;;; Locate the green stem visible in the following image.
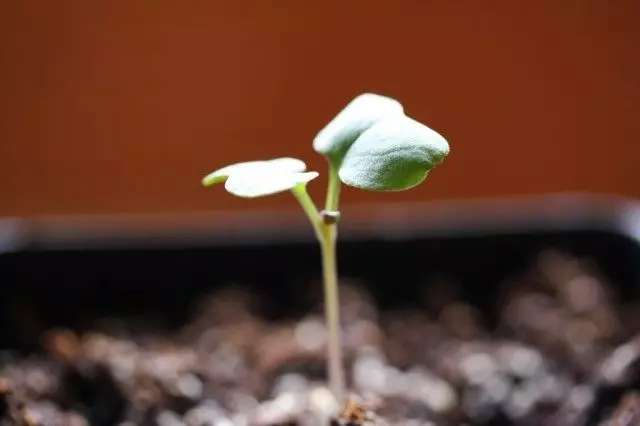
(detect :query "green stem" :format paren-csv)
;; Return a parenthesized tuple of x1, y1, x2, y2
(322, 162, 345, 401)
(319, 222, 344, 402)
(292, 184, 323, 239)
(291, 175, 345, 403)
(325, 161, 341, 212)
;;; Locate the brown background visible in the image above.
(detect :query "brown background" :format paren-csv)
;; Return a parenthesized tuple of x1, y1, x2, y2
(1, 1, 638, 217)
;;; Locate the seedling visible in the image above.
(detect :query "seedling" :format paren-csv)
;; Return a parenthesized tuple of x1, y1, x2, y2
(201, 93, 449, 402)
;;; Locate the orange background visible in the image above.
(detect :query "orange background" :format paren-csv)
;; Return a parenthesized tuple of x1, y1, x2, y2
(1, 1, 639, 217)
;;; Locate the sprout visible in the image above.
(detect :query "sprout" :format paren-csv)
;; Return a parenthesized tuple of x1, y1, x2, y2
(201, 93, 450, 404)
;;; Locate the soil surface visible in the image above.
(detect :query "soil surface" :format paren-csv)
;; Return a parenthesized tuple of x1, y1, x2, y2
(1, 250, 640, 426)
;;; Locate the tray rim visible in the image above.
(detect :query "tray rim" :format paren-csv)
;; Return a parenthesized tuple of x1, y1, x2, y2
(1, 191, 640, 252)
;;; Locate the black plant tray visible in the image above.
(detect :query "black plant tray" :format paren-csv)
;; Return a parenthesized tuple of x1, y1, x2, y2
(1, 193, 639, 350)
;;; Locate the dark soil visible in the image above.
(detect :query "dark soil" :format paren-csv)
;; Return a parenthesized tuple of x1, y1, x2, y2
(1, 250, 640, 426)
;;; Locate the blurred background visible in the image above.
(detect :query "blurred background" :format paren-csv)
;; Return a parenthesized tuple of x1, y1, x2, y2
(1, 1, 638, 218)
(2, 3, 640, 425)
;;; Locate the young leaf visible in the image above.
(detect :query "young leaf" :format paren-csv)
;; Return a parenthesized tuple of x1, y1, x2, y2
(338, 115, 449, 191)
(313, 93, 404, 163)
(202, 157, 306, 187)
(225, 171, 319, 198)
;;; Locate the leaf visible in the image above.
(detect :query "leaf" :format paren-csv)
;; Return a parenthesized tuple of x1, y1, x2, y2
(202, 157, 306, 186)
(202, 157, 317, 198)
(313, 93, 404, 163)
(338, 115, 449, 191)
(225, 171, 319, 198)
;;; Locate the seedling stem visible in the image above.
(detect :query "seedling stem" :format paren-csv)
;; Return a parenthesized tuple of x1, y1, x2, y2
(200, 93, 450, 406)
(293, 170, 345, 401)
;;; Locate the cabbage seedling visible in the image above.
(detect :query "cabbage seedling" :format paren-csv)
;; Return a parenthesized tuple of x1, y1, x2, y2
(201, 93, 450, 402)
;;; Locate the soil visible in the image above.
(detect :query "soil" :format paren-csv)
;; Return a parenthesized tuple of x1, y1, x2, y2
(1, 249, 640, 426)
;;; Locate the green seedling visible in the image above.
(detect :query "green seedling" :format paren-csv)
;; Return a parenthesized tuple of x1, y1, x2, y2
(202, 93, 449, 402)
